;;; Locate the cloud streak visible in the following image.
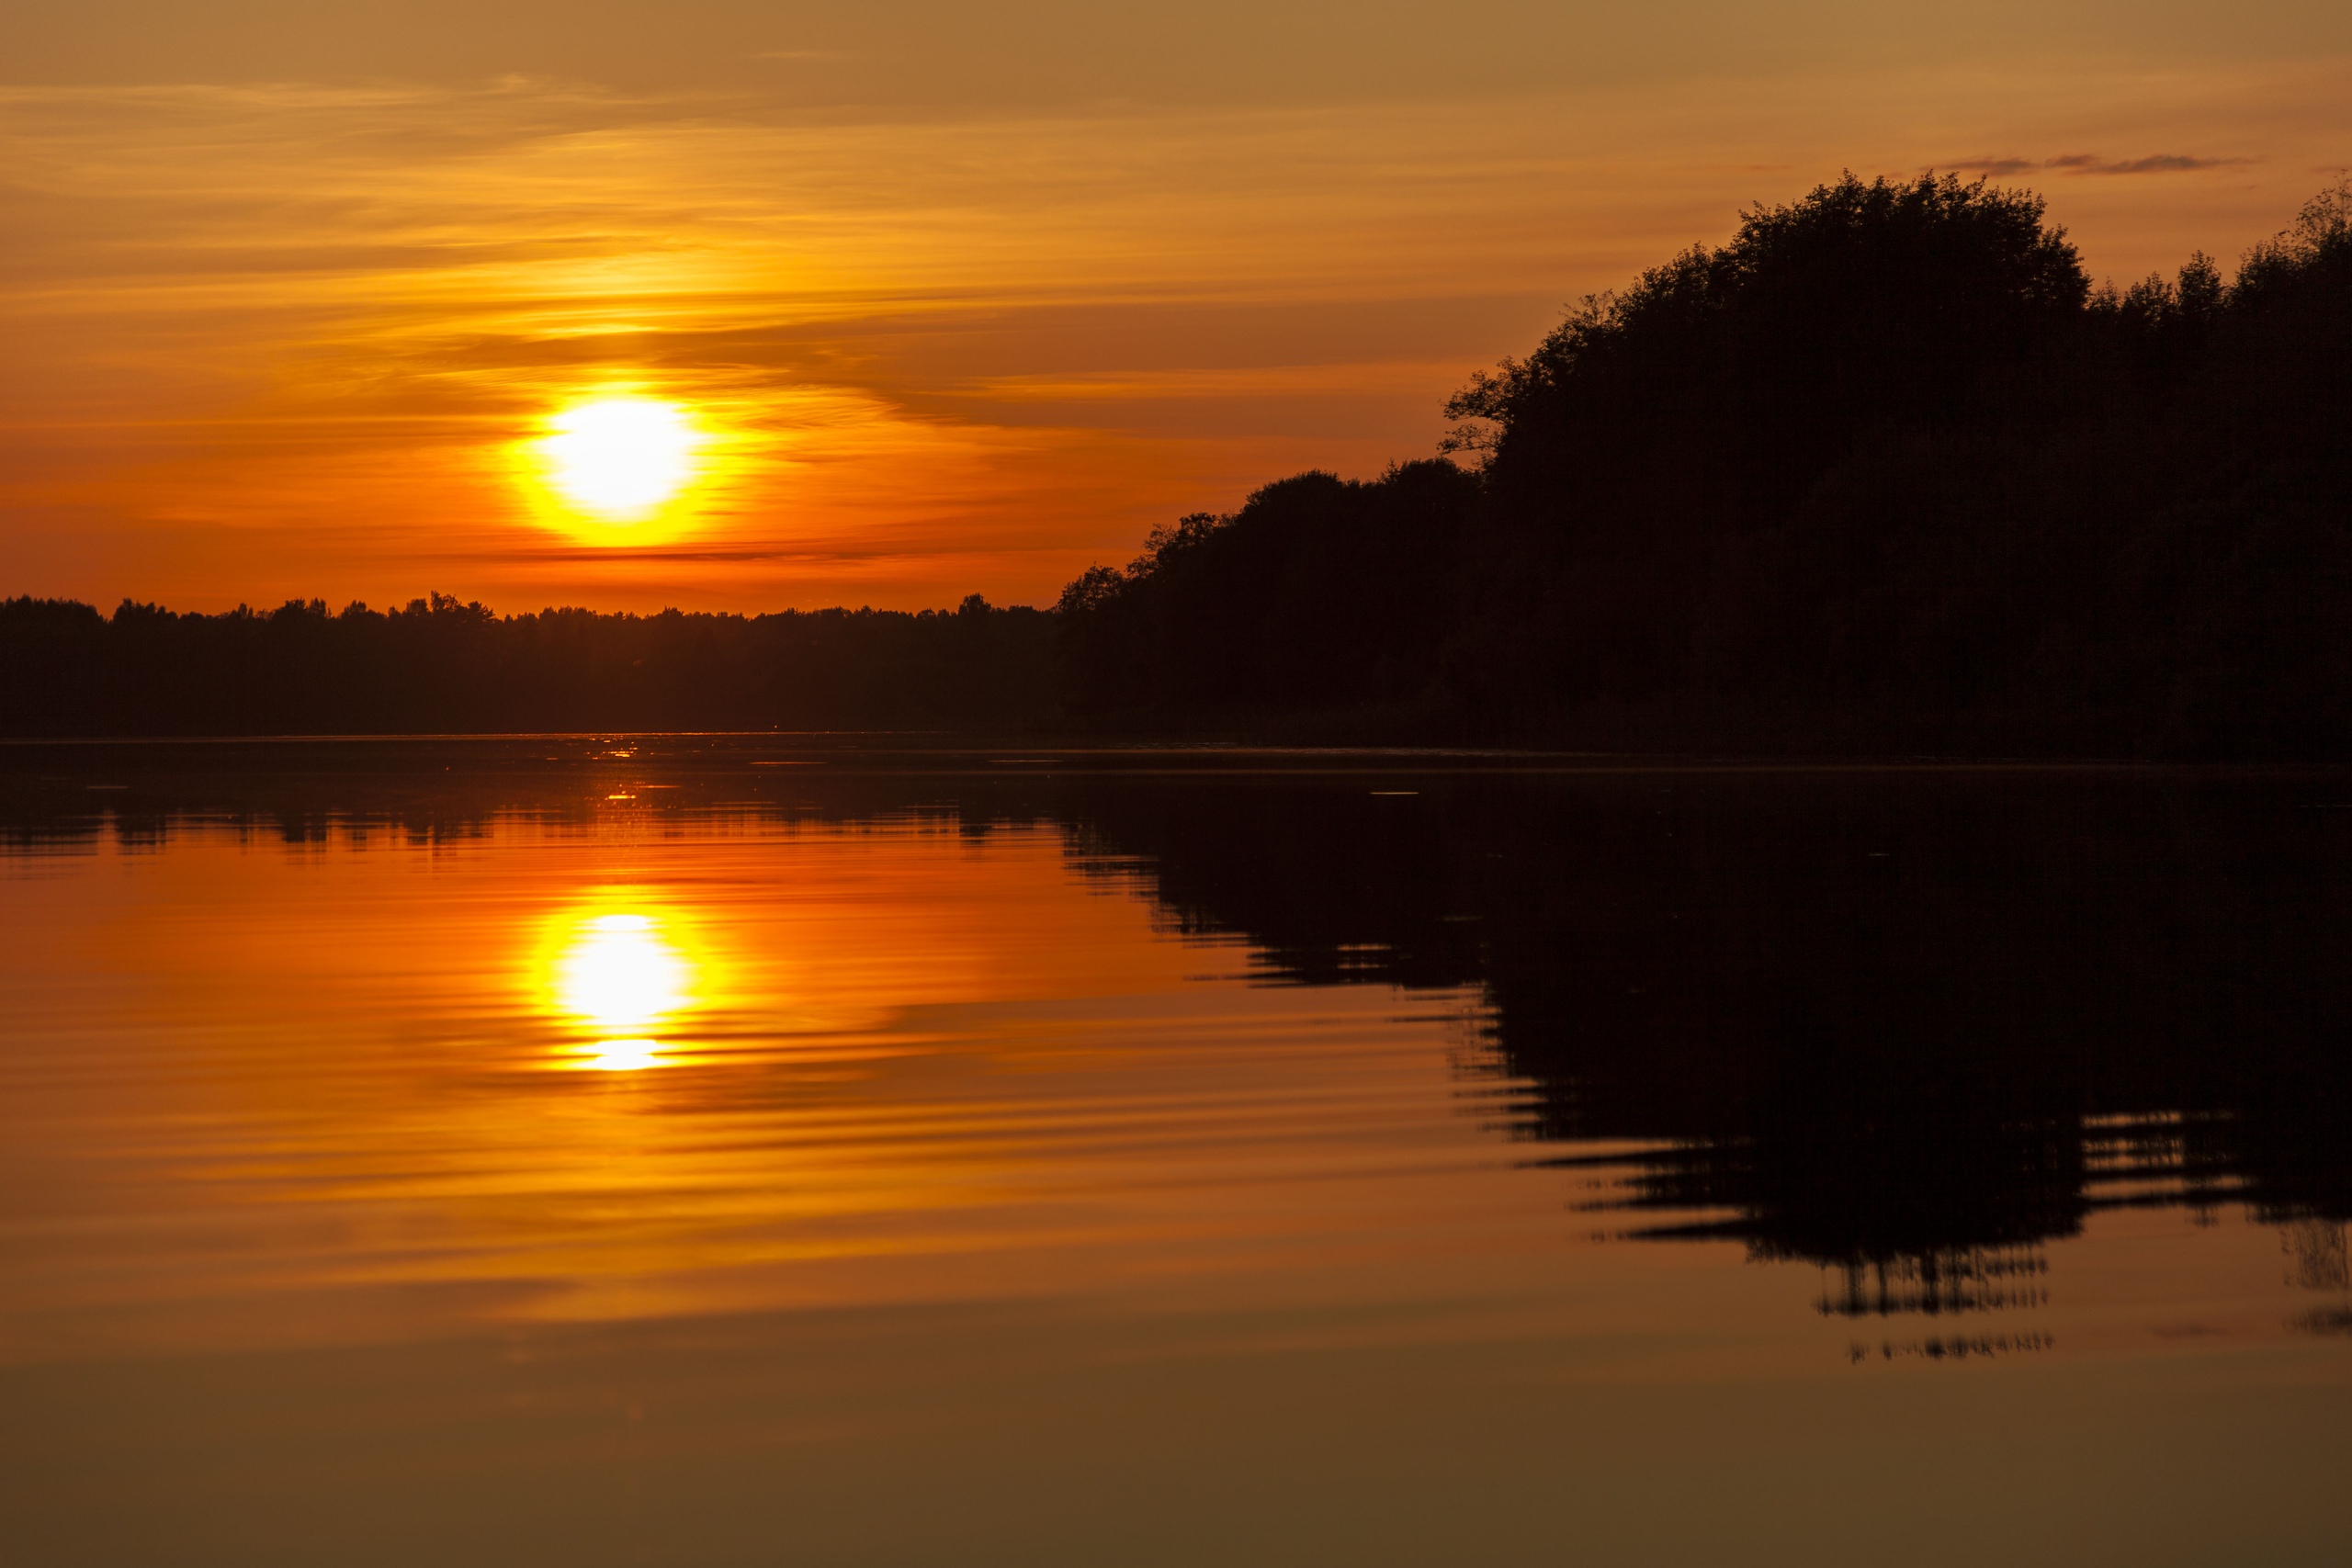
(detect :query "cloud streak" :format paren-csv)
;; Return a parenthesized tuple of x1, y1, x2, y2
(1954, 152, 2256, 177)
(5, 56, 2347, 613)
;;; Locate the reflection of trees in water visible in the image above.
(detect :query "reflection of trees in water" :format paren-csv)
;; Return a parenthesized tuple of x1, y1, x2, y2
(10, 751, 2351, 1330)
(1053, 769, 2352, 1323)
(2281, 1219, 2352, 1336)
(2283, 1219, 2349, 1291)
(1849, 1331, 2055, 1363)
(1812, 1247, 2049, 1319)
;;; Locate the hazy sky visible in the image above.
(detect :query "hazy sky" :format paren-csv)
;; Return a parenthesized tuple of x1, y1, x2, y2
(5, 1, 2347, 611)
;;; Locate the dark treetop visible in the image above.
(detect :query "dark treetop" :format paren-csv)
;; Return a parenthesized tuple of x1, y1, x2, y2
(10, 174, 2350, 756)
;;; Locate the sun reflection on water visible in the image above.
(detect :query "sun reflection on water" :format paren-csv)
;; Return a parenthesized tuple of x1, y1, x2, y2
(543, 906, 701, 1070)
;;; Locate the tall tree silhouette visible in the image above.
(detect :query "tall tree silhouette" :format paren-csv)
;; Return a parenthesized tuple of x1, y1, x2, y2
(1058, 175, 2352, 758)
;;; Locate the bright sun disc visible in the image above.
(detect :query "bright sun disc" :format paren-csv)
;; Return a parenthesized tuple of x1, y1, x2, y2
(537, 397, 702, 518)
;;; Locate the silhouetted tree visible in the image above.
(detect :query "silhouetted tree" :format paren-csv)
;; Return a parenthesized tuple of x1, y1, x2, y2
(1058, 175, 2352, 759)
(14, 177, 2352, 757)
(1056, 459, 1481, 724)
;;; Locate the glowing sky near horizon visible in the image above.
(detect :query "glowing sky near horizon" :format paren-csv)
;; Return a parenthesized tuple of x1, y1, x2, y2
(2, 1, 2347, 613)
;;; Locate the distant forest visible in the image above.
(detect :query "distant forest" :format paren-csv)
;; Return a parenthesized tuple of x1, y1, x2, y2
(0, 595, 1057, 734)
(7, 172, 2349, 754)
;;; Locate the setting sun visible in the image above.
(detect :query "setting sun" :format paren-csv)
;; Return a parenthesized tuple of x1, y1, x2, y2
(535, 397, 705, 522)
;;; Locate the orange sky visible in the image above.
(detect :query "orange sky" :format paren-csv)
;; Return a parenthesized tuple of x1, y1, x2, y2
(4, 2, 2348, 613)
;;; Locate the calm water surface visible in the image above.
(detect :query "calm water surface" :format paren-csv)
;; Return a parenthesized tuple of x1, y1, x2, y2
(3, 741, 2348, 1564)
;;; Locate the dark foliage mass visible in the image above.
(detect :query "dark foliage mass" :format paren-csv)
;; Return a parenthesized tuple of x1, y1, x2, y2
(1060, 174, 2352, 757)
(1056, 460, 1483, 724)
(0, 593, 1055, 735)
(9, 172, 2348, 752)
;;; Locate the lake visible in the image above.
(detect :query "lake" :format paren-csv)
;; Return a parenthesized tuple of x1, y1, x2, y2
(3, 739, 2348, 1565)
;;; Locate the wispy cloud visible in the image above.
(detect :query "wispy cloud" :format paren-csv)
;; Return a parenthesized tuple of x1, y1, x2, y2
(7, 58, 2342, 613)
(1954, 152, 2254, 178)
(0, 83, 1627, 610)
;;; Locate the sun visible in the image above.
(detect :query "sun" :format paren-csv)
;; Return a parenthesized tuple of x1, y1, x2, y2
(536, 396, 704, 520)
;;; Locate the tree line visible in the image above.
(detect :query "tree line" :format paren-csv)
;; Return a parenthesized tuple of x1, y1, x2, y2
(8, 172, 2349, 752)
(0, 593, 1057, 734)
(1060, 174, 2352, 757)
